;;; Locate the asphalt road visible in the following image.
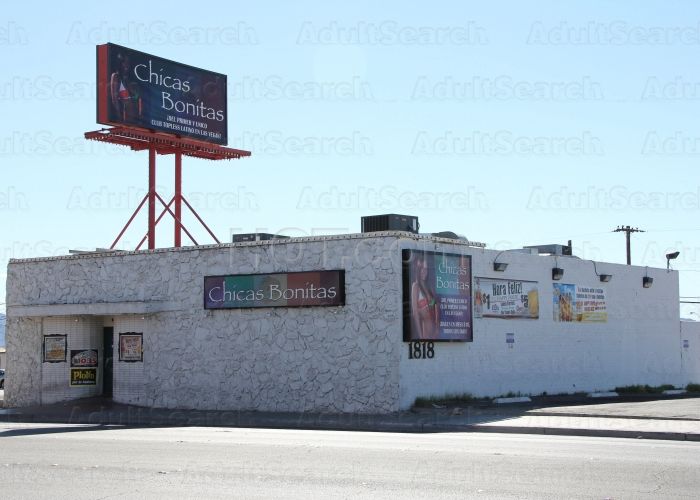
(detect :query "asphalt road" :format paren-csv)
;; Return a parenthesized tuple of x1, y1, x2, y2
(1, 425, 699, 499)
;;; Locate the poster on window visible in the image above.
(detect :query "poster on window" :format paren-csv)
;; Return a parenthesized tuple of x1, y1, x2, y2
(119, 333, 143, 362)
(402, 249, 472, 342)
(43, 335, 67, 363)
(474, 278, 539, 319)
(553, 284, 607, 322)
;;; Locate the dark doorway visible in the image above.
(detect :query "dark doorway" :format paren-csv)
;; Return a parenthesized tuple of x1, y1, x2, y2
(103, 327, 114, 397)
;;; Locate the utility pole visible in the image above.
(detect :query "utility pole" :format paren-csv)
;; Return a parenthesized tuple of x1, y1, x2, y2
(613, 225, 645, 265)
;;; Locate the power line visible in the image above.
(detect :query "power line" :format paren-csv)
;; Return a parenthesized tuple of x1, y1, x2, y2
(642, 228, 700, 233)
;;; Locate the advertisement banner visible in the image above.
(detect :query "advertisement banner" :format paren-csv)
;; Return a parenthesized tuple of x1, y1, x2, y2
(402, 249, 472, 342)
(43, 335, 67, 363)
(70, 368, 97, 387)
(474, 278, 539, 319)
(97, 43, 228, 144)
(204, 271, 345, 309)
(70, 349, 98, 368)
(119, 333, 143, 362)
(553, 283, 607, 322)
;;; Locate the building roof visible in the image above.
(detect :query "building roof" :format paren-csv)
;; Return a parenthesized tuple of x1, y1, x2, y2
(8, 231, 487, 264)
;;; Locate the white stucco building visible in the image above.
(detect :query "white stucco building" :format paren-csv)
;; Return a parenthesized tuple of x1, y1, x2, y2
(4, 231, 699, 413)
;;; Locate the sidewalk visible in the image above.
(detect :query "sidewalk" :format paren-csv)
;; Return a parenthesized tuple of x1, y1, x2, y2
(2, 394, 700, 441)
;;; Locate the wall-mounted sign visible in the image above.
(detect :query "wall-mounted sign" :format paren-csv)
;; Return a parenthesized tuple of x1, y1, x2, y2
(70, 368, 97, 386)
(553, 284, 607, 322)
(43, 335, 67, 363)
(402, 249, 472, 342)
(119, 333, 143, 362)
(474, 278, 539, 319)
(204, 271, 345, 309)
(96, 43, 228, 145)
(70, 349, 98, 368)
(506, 332, 515, 344)
(683, 339, 690, 349)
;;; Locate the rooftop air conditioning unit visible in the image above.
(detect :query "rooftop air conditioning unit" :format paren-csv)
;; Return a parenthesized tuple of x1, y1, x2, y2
(361, 214, 419, 234)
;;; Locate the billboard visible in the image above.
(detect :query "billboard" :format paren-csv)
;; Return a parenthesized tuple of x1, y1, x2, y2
(96, 43, 228, 144)
(402, 249, 472, 342)
(204, 271, 345, 309)
(553, 283, 607, 322)
(474, 277, 539, 319)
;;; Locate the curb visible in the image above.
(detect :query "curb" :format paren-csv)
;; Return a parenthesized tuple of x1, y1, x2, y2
(527, 410, 700, 422)
(460, 425, 700, 442)
(2, 410, 699, 442)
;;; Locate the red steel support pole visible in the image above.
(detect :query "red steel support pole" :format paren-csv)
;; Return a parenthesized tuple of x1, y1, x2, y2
(148, 145, 156, 250)
(110, 194, 148, 250)
(175, 151, 182, 247)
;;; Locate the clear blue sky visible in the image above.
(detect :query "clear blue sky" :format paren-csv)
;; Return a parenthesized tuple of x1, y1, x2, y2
(2, 1, 699, 316)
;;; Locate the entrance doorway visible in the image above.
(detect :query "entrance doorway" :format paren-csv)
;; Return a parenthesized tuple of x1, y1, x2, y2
(103, 327, 114, 397)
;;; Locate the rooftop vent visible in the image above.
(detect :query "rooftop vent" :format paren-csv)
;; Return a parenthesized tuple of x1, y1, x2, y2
(232, 233, 290, 243)
(431, 231, 467, 240)
(523, 242, 573, 256)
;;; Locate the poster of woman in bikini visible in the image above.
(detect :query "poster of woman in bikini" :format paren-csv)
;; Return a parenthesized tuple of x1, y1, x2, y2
(403, 249, 472, 342)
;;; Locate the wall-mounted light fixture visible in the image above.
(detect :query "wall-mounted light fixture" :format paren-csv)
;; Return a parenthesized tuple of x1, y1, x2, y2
(666, 251, 680, 271)
(552, 267, 564, 280)
(493, 262, 508, 272)
(592, 261, 612, 283)
(492, 250, 509, 272)
(642, 266, 653, 288)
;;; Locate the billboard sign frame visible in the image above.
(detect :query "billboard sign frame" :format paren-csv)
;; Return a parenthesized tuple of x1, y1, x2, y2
(96, 43, 228, 145)
(402, 249, 473, 342)
(204, 270, 346, 310)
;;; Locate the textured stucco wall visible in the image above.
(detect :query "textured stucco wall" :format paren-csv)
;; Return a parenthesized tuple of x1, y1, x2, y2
(5, 317, 42, 407)
(7, 234, 404, 413)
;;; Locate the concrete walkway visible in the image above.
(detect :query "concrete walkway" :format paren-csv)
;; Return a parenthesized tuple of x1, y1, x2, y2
(1, 395, 699, 441)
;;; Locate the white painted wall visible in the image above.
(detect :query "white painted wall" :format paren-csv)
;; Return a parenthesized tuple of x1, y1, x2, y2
(680, 321, 700, 386)
(399, 242, 684, 408)
(113, 316, 147, 406)
(40, 316, 103, 405)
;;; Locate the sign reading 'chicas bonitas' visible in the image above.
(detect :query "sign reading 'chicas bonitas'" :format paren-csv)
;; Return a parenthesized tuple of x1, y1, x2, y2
(402, 249, 472, 342)
(204, 271, 345, 309)
(96, 43, 228, 145)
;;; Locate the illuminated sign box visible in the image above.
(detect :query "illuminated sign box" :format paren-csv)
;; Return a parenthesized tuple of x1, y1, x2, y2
(204, 270, 345, 309)
(96, 43, 228, 145)
(402, 249, 472, 342)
